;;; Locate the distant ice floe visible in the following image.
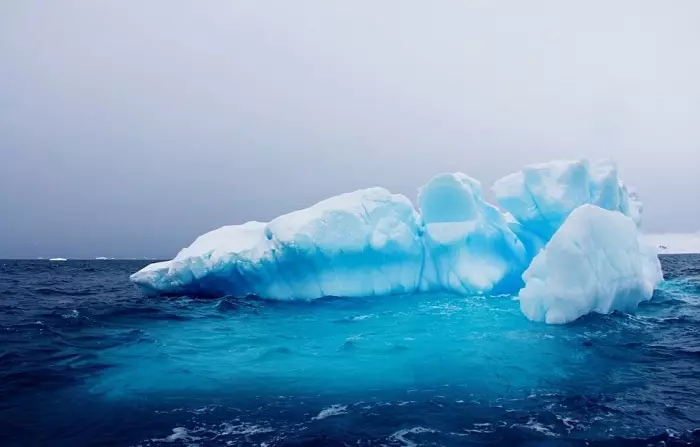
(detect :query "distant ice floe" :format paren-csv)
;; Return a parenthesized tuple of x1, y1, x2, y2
(49, 258, 67, 262)
(643, 232, 700, 254)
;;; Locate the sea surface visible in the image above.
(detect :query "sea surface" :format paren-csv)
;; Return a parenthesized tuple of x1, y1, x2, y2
(1, 256, 699, 446)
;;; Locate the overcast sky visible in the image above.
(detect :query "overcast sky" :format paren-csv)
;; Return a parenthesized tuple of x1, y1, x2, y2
(1, 1, 699, 259)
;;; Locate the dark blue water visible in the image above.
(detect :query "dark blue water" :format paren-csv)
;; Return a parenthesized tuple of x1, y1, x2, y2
(1, 257, 699, 446)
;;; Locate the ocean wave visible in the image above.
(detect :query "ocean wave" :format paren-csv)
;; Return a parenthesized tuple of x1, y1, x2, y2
(2, 256, 700, 446)
(35, 287, 97, 297)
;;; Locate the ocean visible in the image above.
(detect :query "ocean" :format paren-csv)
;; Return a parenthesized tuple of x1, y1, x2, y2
(1, 256, 699, 446)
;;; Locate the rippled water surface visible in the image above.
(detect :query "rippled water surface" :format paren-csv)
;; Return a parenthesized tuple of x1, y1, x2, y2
(1, 256, 699, 446)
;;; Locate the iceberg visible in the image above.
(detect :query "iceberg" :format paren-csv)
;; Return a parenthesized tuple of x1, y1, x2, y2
(131, 158, 661, 324)
(518, 205, 662, 324)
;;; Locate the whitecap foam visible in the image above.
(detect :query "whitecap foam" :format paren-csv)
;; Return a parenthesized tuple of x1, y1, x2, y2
(220, 422, 275, 436)
(312, 404, 348, 420)
(388, 426, 437, 447)
(152, 427, 202, 443)
(512, 418, 557, 437)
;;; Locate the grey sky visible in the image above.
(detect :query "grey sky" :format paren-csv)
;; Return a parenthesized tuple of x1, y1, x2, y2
(1, 1, 699, 259)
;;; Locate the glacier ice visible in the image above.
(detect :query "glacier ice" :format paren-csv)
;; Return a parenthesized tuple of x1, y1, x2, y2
(492, 159, 642, 244)
(131, 176, 525, 298)
(417, 173, 526, 295)
(131, 158, 662, 324)
(503, 212, 546, 262)
(131, 188, 424, 299)
(518, 205, 663, 324)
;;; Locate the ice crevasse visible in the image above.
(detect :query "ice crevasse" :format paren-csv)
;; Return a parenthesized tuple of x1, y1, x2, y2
(131, 159, 662, 324)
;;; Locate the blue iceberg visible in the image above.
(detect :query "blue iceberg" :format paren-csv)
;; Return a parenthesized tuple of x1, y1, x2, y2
(131, 159, 662, 323)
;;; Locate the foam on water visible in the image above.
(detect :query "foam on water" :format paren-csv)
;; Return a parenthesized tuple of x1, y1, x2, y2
(312, 404, 348, 420)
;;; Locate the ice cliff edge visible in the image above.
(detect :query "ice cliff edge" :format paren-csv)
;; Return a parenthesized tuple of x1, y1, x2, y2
(131, 159, 661, 324)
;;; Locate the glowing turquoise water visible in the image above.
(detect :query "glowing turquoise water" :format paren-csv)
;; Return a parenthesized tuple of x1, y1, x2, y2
(90, 293, 596, 398)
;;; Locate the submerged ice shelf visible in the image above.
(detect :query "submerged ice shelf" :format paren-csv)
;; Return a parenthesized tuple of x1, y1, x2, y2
(131, 159, 662, 324)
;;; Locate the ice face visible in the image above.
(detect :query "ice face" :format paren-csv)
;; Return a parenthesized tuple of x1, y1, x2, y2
(131, 159, 662, 324)
(503, 212, 546, 262)
(417, 173, 526, 295)
(518, 205, 663, 324)
(131, 222, 270, 297)
(258, 187, 424, 299)
(492, 159, 641, 244)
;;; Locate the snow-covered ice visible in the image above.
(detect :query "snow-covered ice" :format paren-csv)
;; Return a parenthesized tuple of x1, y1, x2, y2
(492, 159, 642, 244)
(131, 188, 425, 299)
(131, 159, 662, 324)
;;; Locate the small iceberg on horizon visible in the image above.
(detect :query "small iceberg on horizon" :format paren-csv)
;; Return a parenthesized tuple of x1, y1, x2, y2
(642, 232, 700, 255)
(130, 159, 662, 324)
(49, 258, 68, 262)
